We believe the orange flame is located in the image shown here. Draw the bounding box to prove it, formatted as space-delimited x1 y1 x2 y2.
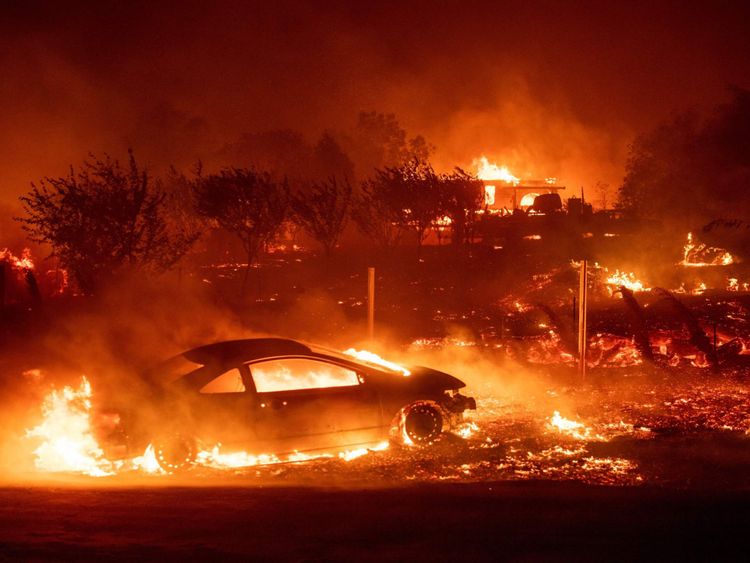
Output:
26 377 114 477
681 232 735 267
27 376 393 476
547 411 603 441
473 156 520 185
0 248 35 271
605 269 648 293
343 349 411 376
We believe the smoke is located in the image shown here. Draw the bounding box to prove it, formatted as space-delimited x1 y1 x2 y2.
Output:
2 1 749 211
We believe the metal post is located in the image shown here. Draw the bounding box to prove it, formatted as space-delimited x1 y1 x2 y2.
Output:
367 267 375 340
577 260 588 380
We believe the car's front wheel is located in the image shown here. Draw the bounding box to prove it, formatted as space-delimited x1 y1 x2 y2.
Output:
396 402 444 446
153 432 196 473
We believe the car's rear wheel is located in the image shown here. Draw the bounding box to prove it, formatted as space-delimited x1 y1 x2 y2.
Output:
153 433 196 473
398 402 444 446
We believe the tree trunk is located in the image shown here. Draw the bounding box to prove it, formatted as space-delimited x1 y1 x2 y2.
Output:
242 248 254 293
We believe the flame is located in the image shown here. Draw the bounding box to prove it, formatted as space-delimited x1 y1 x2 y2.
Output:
251 361 361 392
547 411 598 441
519 193 539 208
484 185 496 205
338 441 390 462
473 156 520 185
455 421 479 439
195 446 310 468
26 377 115 477
681 232 735 267
343 349 411 376
27 376 393 477
0 247 35 270
605 269 648 293
131 444 163 474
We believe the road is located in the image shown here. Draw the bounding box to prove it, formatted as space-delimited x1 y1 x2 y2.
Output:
1 481 749 561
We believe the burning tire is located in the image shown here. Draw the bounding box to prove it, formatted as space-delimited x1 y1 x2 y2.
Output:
396 402 444 446
153 433 196 473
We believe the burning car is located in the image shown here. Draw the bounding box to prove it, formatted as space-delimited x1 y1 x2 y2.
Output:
98 338 476 471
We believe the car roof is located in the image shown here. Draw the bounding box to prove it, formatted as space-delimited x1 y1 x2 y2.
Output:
181 338 313 365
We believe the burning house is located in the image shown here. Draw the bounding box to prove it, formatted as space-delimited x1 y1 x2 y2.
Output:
474 156 565 213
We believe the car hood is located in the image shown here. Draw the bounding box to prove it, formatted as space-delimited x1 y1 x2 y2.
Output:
405 366 467 391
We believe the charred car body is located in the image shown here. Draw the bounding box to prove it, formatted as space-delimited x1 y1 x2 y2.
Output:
99 338 476 471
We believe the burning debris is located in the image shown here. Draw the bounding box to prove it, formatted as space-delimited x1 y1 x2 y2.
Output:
681 232 736 267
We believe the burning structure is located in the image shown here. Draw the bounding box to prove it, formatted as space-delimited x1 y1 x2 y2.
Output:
474 156 566 213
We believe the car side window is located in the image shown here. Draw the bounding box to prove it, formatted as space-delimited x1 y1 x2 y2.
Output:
249 358 360 393
199 368 246 394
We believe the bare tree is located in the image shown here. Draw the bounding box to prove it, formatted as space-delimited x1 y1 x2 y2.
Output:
352 160 443 256
396 161 442 255
193 167 289 279
292 177 352 257
352 178 405 251
18 151 196 293
594 181 610 210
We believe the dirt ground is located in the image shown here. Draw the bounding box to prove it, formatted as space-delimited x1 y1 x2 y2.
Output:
1 481 749 561
5 245 750 561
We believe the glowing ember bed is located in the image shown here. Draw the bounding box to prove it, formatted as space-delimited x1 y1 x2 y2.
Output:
96 338 476 471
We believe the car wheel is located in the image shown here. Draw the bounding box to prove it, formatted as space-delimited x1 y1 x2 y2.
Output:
399 402 443 446
153 433 196 473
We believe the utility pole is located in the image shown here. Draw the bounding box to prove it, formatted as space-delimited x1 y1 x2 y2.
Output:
367 267 375 340
577 260 588 380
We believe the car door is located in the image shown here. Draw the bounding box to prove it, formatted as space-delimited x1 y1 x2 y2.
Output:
247 357 383 453
191 365 257 447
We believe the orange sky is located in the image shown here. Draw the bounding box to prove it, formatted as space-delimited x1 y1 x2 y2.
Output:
1 0 749 215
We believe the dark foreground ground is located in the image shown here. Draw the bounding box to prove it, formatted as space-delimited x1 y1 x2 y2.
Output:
1 482 749 561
